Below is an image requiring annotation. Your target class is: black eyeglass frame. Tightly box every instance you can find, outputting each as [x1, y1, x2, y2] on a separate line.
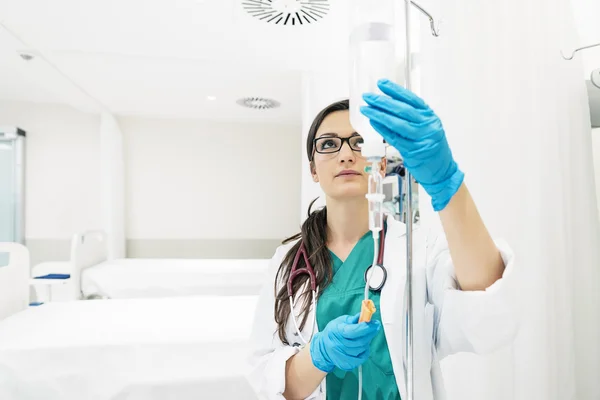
[311, 135, 364, 158]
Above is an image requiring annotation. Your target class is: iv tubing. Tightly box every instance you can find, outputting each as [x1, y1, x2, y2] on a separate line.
[358, 159, 384, 400]
[352, 3, 438, 399]
[358, 228, 379, 400]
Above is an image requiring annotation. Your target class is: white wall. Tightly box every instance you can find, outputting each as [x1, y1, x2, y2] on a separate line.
[0, 100, 102, 240]
[592, 128, 600, 218]
[119, 116, 301, 242]
[0, 100, 302, 262]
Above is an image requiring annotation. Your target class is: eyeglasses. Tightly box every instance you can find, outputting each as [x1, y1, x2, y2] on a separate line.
[313, 135, 364, 156]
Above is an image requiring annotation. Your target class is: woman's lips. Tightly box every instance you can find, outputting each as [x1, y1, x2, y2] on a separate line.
[336, 170, 361, 177]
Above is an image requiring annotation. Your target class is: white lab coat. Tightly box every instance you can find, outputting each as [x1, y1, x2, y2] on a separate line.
[247, 216, 517, 400]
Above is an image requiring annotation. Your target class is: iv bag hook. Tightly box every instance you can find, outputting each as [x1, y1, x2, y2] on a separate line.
[409, 0, 441, 37]
[561, 42, 600, 60]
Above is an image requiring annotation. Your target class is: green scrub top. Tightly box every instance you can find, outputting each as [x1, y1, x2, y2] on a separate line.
[316, 231, 401, 400]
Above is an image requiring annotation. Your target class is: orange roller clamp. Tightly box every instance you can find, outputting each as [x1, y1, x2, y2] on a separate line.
[358, 299, 376, 323]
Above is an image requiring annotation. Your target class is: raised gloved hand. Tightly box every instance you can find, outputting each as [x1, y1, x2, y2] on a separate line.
[360, 79, 465, 212]
[309, 313, 381, 373]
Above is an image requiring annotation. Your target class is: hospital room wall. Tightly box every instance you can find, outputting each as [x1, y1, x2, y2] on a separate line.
[119, 116, 301, 259]
[0, 100, 102, 266]
[0, 100, 302, 264]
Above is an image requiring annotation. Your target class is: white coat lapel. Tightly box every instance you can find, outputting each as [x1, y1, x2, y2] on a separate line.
[380, 216, 409, 399]
[380, 216, 432, 400]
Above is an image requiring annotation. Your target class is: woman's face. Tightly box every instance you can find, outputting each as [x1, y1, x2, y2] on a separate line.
[311, 110, 386, 200]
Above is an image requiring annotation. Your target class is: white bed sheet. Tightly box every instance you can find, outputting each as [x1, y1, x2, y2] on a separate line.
[0, 295, 259, 400]
[81, 258, 269, 299]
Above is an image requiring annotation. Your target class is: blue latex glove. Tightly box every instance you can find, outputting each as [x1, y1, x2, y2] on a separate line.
[310, 313, 381, 373]
[360, 79, 465, 212]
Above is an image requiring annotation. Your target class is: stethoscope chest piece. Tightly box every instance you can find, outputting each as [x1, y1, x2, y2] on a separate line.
[364, 264, 387, 292]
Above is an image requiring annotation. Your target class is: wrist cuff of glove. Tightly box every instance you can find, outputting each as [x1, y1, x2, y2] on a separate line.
[428, 168, 465, 212]
[309, 335, 334, 373]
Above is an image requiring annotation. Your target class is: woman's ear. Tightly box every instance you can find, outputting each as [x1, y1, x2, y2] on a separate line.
[311, 161, 319, 183]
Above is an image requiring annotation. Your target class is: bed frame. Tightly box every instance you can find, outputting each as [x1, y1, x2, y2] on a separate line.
[70, 230, 109, 299]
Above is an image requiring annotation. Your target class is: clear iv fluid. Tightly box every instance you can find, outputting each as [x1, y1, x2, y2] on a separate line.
[350, 22, 395, 232]
[368, 170, 385, 232]
[349, 22, 396, 158]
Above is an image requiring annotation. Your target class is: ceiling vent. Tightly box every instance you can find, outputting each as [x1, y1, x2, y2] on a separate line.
[242, 0, 330, 25]
[236, 97, 281, 110]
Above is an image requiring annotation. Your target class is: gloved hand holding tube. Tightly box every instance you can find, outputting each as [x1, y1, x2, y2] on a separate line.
[310, 313, 381, 373]
[360, 79, 465, 212]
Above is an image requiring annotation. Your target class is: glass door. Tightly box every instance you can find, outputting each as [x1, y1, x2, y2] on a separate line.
[0, 127, 25, 266]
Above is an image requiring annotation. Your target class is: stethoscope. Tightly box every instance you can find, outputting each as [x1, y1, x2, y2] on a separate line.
[287, 227, 387, 345]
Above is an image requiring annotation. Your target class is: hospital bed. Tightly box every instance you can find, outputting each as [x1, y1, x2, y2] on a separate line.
[1, 242, 259, 399]
[32, 231, 271, 300]
[0, 295, 259, 400]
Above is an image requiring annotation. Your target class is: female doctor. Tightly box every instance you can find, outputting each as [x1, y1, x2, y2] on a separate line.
[247, 79, 517, 400]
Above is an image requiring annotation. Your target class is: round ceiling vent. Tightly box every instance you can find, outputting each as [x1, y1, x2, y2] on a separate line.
[236, 97, 281, 110]
[242, 0, 330, 25]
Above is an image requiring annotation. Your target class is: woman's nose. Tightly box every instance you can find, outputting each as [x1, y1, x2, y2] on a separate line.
[337, 141, 356, 162]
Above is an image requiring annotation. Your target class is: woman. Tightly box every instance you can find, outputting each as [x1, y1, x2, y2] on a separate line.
[247, 79, 517, 400]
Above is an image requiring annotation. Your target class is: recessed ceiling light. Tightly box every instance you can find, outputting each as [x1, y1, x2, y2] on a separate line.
[206, 96, 217, 101]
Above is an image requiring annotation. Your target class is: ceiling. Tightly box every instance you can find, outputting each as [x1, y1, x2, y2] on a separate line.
[0, 0, 352, 123]
[2, 0, 598, 125]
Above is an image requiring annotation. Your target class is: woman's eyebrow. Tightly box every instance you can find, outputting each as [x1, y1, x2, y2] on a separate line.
[316, 132, 339, 138]
[317, 132, 360, 138]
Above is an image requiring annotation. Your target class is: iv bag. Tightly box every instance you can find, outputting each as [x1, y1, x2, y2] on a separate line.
[349, 0, 398, 159]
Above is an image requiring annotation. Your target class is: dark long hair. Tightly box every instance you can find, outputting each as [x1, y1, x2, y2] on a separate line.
[273, 99, 349, 345]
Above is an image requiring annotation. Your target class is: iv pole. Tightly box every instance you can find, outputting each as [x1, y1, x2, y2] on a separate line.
[402, 2, 440, 399]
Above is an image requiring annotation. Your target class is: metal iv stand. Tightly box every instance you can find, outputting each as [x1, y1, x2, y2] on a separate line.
[402, 2, 440, 400]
